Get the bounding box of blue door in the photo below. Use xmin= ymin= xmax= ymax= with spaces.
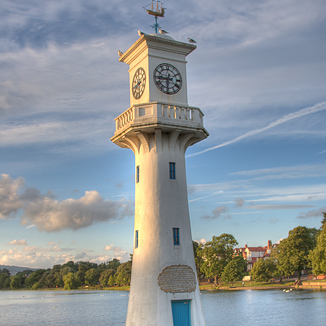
xmin=171 ymin=300 xmax=191 ymax=326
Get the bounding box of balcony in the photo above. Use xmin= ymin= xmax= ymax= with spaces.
xmin=114 ymin=102 xmax=205 ymax=136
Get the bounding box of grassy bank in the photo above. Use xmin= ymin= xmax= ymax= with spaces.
xmin=199 ymin=279 xmax=326 ymax=291
xmin=200 ymin=280 xmax=295 ymax=291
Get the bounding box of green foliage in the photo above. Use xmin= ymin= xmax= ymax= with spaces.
xmin=250 ymin=259 xmax=276 ymax=284
xmin=233 ymin=255 xmax=247 ymax=274
xmin=44 ymin=272 xmax=56 ymax=288
xmin=108 ymin=275 xmax=115 ymax=286
xmin=309 ymin=213 xmax=326 ymax=275
xmin=76 ymin=261 xmax=98 ymax=284
xmin=115 ymin=261 xmax=132 ymax=286
xmin=221 ymin=256 xmax=247 ymax=285
xmin=106 ymin=259 xmax=121 ymax=271
xmin=46 ymin=264 xmax=64 ymax=287
xmin=276 ymin=226 xmax=316 ymax=280
xmin=99 ymin=269 xmax=116 ymax=286
xmin=10 ymin=275 xmax=23 ymax=289
xmin=221 ymin=260 xmax=238 ymax=285
xmin=9 ymin=270 xmax=33 ymax=289
xmin=0 ymin=269 xmax=11 ymax=289
xmin=84 ymin=268 xmax=100 ymax=286
xmin=25 ymin=269 xmax=48 ymax=288
xmin=198 ymin=233 xmax=238 ymax=284
xmin=63 ymin=272 xmax=81 ymax=290
xmin=62 ymin=261 xmax=78 ymax=273
xmin=192 ymin=241 xmax=199 ymax=258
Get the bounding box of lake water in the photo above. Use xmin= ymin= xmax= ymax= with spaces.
xmin=0 ymin=289 xmax=325 ymax=326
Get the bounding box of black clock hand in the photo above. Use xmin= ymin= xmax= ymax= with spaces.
xmin=134 ymin=80 xmax=141 ymax=89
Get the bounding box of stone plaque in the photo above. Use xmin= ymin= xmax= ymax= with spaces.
xmin=158 ymin=265 xmax=196 ymax=293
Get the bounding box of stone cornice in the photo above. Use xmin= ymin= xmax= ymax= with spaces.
xmin=119 ymin=34 xmax=196 ymax=66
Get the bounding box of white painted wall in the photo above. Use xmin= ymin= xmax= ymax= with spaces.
xmin=124 ymin=129 xmax=205 ymax=326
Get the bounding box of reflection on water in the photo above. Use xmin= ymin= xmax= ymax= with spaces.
xmin=0 ymin=289 xmax=325 ymax=326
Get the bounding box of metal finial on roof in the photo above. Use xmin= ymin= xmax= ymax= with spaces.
xmin=143 ymin=1 xmax=166 ymax=33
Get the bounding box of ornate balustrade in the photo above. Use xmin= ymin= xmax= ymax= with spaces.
xmin=114 ymin=102 xmax=204 ymax=134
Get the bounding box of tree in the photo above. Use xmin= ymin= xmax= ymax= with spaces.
xmin=221 ymin=256 xmax=247 ymax=286
xmin=0 ymin=269 xmax=11 ymax=289
xmin=25 ymin=269 xmax=48 ymax=289
xmin=276 ymin=226 xmax=316 ymax=280
xmin=108 ymin=275 xmax=115 ymax=286
xmin=115 ymin=261 xmax=132 ymax=286
xmin=193 ymin=241 xmax=204 ymax=279
xmin=321 ymin=212 xmax=326 ymax=227
xmin=99 ymin=269 xmax=116 ymax=286
xmin=250 ymin=259 xmax=276 ymax=284
xmin=232 ymin=255 xmax=247 ymax=275
xmin=198 ymin=233 xmax=238 ymax=285
xmin=84 ymin=268 xmax=100 ymax=286
xmin=62 ymin=261 xmax=78 ymax=273
xmin=10 ymin=275 xmax=24 ymax=289
xmin=10 ymin=270 xmax=33 ymax=289
xmin=106 ymin=259 xmax=121 ymax=271
xmin=46 ymin=264 xmax=64 ymax=287
xmin=192 ymin=241 xmax=199 ymax=258
xmin=76 ymin=261 xmax=97 ymax=284
xmin=221 ymin=260 xmax=238 ymax=286
xmin=63 ymin=272 xmax=81 ymax=290
xmin=309 ymin=213 xmax=326 ymax=275
xmin=44 ymin=271 xmax=56 ymax=288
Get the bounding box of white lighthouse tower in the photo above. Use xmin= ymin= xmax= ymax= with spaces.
xmin=111 ymin=13 xmax=208 ymax=325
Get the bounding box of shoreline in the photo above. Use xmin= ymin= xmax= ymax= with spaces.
xmin=2 ymin=281 xmax=325 ymax=292
xmin=200 ymin=283 xmax=326 ymax=291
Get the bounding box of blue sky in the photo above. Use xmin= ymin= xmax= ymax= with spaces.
xmin=1 ymin=0 xmax=325 ymax=269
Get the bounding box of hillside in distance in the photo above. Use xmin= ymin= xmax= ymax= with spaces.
xmin=0 ymin=265 xmax=38 ymax=276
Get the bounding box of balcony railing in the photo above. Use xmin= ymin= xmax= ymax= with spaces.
xmin=114 ymin=102 xmax=204 ymax=133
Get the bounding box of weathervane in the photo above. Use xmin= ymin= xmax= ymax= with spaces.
xmin=144 ymin=0 xmax=165 ymax=33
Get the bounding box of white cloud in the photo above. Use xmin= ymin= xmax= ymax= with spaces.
xmin=0 ymin=242 xmax=130 ymax=269
xmin=21 ymin=190 xmax=134 ymax=232
xmin=104 ymin=244 xmax=114 ymax=251
xmin=0 ymin=174 xmax=24 ymax=218
xmin=194 ymin=238 xmax=207 ymax=245
xmin=104 ymin=244 xmax=128 ymax=260
xmin=8 ymin=239 xmax=28 ymax=246
xmin=0 ymin=174 xmax=134 ymax=231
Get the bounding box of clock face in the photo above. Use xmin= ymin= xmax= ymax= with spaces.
xmin=132 ymin=67 xmax=146 ymax=99
xmin=153 ymin=63 xmax=182 ymax=95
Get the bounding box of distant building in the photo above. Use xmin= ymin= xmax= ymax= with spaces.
xmin=234 ymin=240 xmax=277 ymax=271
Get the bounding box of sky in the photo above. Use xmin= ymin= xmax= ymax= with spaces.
xmin=1 ymin=0 xmax=326 ymax=269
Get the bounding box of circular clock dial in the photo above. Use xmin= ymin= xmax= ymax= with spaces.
xmin=132 ymin=67 xmax=146 ymax=99
xmin=153 ymin=63 xmax=182 ymax=95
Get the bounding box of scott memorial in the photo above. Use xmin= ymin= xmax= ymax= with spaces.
xmin=111 ymin=26 xmax=209 ymax=326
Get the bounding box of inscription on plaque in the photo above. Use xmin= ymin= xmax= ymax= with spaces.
xmin=158 ymin=265 xmax=196 ymax=293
